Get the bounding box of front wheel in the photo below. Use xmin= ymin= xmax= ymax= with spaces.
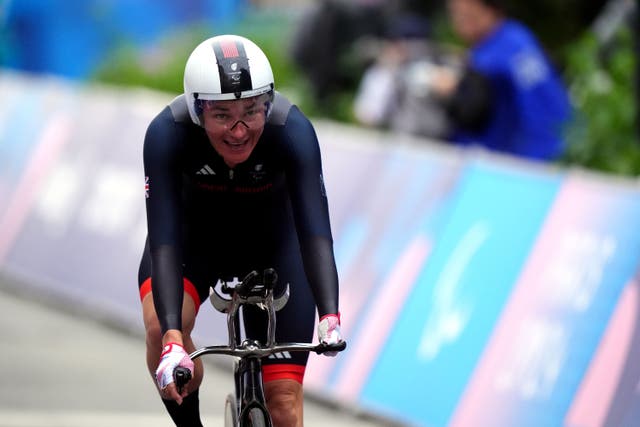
xmin=245 ymin=406 xmax=269 ymax=427
xmin=224 ymin=393 xmax=238 ymax=427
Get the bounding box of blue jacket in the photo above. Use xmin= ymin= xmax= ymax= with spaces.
xmin=453 ymin=19 xmax=572 ymax=161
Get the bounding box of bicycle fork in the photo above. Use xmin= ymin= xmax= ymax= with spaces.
xmin=236 ymin=355 xmax=272 ymax=426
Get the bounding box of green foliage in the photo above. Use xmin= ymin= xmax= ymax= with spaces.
xmin=91 ymin=26 xmax=210 ymax=95
xmin=92 ymin=11 xmax=304 ymax=97
xmin=559 ymin=28 xmax=640 ymax=176
xmin=503 ymin=0 xmax=608 ymax=65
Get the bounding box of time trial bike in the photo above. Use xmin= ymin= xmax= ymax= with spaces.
xmin=175 ymin=268 xmax=346 ymax=427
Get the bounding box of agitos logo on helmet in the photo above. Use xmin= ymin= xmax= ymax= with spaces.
xmin=183 ymin=34 xmax=275 ymax=126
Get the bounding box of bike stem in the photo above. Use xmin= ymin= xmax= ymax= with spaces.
xmin=226 ymin=287 xmax=278 ymax=349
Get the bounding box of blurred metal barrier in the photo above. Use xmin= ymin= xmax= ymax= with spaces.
xmin=2 ymin=71 xmax=640 ymax=427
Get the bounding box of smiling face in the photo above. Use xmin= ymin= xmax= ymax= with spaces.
xmin=201 ymin=95 xmax=268 ymax=168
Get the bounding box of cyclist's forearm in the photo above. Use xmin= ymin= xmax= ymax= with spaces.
xmin=299 ymin=235 xmax=339 ymax=316
xmin=150 ymin=244 xmax=184 ymax=333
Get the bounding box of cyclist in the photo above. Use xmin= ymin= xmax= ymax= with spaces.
xmin=138 ymin=34 xmax=343 ymax=427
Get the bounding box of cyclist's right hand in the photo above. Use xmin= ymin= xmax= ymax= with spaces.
xmin=155 ymin=342 xmax=194 ymax=404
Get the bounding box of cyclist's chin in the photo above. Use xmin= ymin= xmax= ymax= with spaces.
xmin=217 ymin=140 xmax=257 ymax=166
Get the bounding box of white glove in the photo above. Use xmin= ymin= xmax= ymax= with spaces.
xmin=155 ymin=342 xmax=194 ymax=390
xmin=317 ymin=313 xmax=343 ymax=357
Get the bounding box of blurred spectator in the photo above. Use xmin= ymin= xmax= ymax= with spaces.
xmin=431 ymin=0 xmax=573 ymax=161
xmin=290 ymin=0 xmax=392 ymax=111
xmin=353 ymin=12 xmax=460 ymax=139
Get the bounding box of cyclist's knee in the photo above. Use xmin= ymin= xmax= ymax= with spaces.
xmin=144 ymin=316 xmax=163 ymax=349
xmin=142 ymin=295 xmax=161 ymax=341
xmin=182 ymin=292 xmax=199 ymax=334
xmin=265 ymin=379 xmax=303 ymax=427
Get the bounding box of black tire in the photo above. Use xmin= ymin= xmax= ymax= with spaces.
xmin=224 ymin=393 xmax=238 ymax=427
xmin=246 ymin=406 xmax=268 ymax=427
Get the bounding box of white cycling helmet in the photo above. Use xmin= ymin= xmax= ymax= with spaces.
xmin=184 ymin=34 xmax=275 ymax=126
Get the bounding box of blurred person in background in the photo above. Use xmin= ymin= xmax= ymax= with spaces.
xmin=290 ymin=0 xmax=445 ymax=118
xmin=140 ymin=34 xmax=343 ymax=426
xmin=429 ymin=0 xmax=573 ymax=161
xmin=290 ymin=0 xmax=396 ymax=112
xmin=353 ymin=11 xmax=459 ymax=140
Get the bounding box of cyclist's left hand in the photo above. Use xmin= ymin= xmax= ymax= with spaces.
xmin=317 ymin=313 xmax=343 ymax=357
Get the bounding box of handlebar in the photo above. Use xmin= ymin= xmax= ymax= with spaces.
xmin=173 ymin=341 xmax=346 ymax=390
xmin=174 ymin=366 xmax=192 ymax=392
xmin=189 ymin=340 xmax=347 ymax=360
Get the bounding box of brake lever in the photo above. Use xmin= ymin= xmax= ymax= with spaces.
xmin=263 ymin=268 xmax=278 ymax=290
xmin=236 ymin=270 xmax=259 ymax=297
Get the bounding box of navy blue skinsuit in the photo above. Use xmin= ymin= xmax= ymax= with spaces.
xmin=138 ymin=92 xmax=339 ymax=368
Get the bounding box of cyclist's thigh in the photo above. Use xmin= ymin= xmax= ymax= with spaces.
xmin=140 ymin=289 xmax=199 ymax=334
xmin=137 ymin=237 xmax=217 ymax=320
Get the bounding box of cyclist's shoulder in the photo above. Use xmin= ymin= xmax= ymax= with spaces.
xmin=147 ymin=95 xmax=195 ymax=132
xmin=267 ymin=91 xmax=293 ymax=126
xmin=168 ymin=94 xmax=193 ymax=124
xmin=265 ymin=92 xmax=318 ymax=152
xmin=145 ymin=95 xmax=204 ymax=152
xmin=267 ymin=92 xmax=314 ymax=130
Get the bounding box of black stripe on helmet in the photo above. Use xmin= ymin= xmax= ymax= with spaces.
xmin=212 ymin=39 xmax=252 ymax=98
